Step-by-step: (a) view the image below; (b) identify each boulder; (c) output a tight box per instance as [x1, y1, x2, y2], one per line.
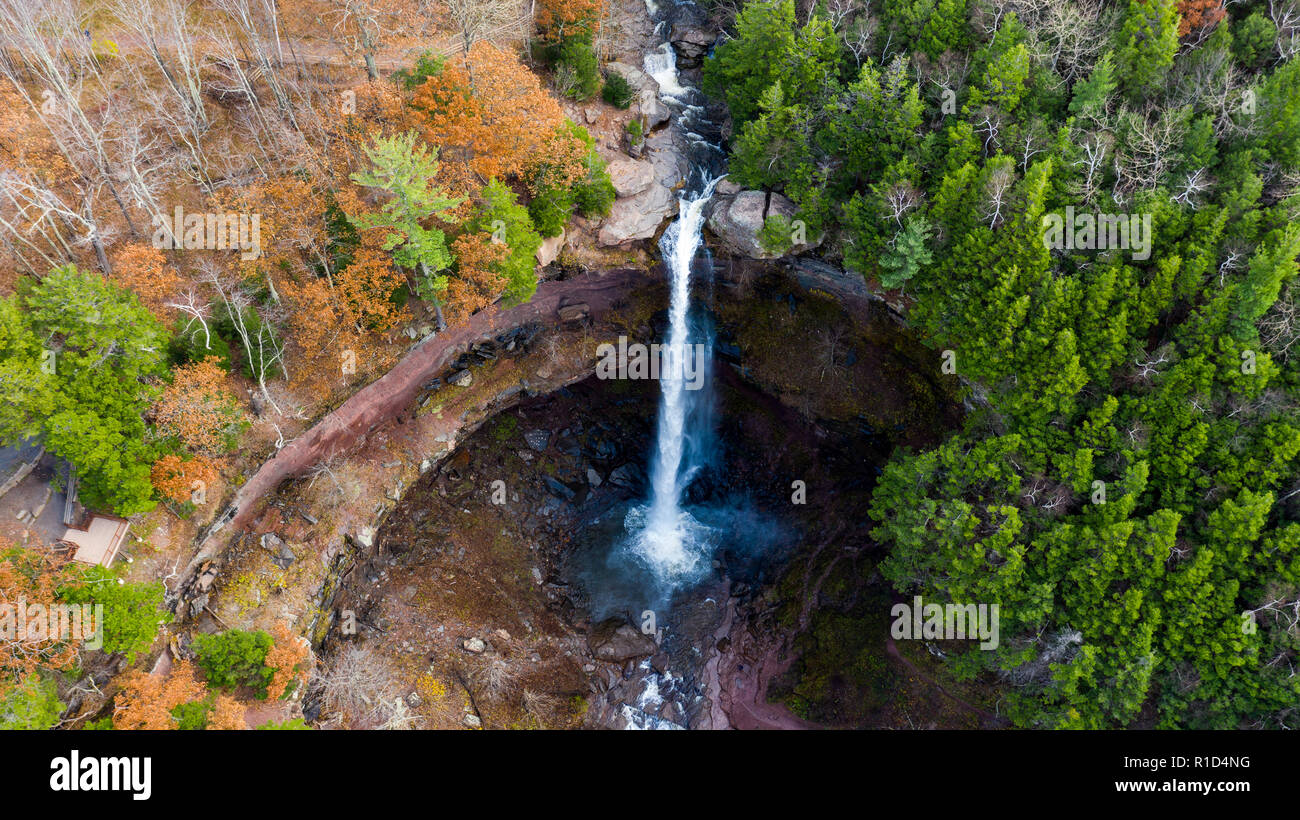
[669, 24, 714, 69]
[606, 157, 656, 198]
[260, 533, 295, 569]
[461, 637, 487, 654]
[557, 303, 589, 323]
[448, 369, 473, 387]
[707, 190, 821, 259]
[606, 62, 670, 129]
[524, 429, 550, 452]
[536, 228, 565, 269]
[588, 618, 657, 663]
[597, 181, 676, 246]
[607, 464, 640, 489]
[543, 475, 576, 500]
[646, 129, 691, 189]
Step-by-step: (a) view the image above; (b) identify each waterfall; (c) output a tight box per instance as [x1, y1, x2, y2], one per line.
[627, 179, 721, 583]
[620, 0, 726, 588]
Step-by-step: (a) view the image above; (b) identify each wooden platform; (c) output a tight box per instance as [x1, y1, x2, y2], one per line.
[60, 515, 130, 567]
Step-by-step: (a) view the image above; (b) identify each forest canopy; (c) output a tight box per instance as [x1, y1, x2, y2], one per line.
[704, 0, 1300, 728]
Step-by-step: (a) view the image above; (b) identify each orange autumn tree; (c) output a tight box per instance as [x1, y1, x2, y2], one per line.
[412, 41, 586, 197]
[1177, 0, 1226, 38]
[265, 623, 311, 701]
[112, 660, 246, 730]
[153, 358, 248, 457]
[109, 244, 183, 322]
[207, 694, 249, 730]
[0, 544, 81, 683]
[445, 229, 510, 324]
[536, 0, 605, 41]
[336, 238, 411, 332]
[150, 454, 220, 505]
[113, 662, 205, 730]
[322, 81, 414, 192]
[278, 274, 400, 405]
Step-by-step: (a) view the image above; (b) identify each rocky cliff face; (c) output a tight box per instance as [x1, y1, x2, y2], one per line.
[246, 253, 962, 730]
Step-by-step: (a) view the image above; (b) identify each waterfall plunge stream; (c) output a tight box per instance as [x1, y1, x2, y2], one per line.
[624, 179, 721, 584]
[564, 1, 798, 728]
[619, 0, 731, 590]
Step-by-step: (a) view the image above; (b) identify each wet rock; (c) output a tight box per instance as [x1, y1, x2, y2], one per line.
[557, 436, 582, 458]
[716, 178, 743, 196]
[606, 463, 642, 489]
[588, 618, 657, 663]
[715, 340, 742, 362]
[586, 436, 619, 461]
[646, 129, 691, 190]
[669, 23, 715, 69]
[660, 700, 685, 725]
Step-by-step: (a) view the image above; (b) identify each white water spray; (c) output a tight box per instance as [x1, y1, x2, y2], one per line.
[626, 179, 721, 582]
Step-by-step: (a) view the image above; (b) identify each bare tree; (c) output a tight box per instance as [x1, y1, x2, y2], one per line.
[212, 0, 299, 127]
[1068, 132, 1111, 206]
[324, 0, 393, 79]
[1271, 0, 1300, 61]
[1032, 0, 1111, 84]
[1112, 106, 1188, 197]
[0, 0, 139, 235]
[0, 171, 115, 273]
[446, 0, 524, 56]
[166, 290, 216, 351]
[316, 643, 420, 729]
[1172, 167, 1213, 207]
[824, 0, 876, 67]
[111, 0, 208, 131]
[981, 161, 1016, 228]
[202, 260, 288, 414]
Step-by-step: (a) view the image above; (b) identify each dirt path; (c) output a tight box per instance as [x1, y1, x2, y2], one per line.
[186, 268, 654, 578]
